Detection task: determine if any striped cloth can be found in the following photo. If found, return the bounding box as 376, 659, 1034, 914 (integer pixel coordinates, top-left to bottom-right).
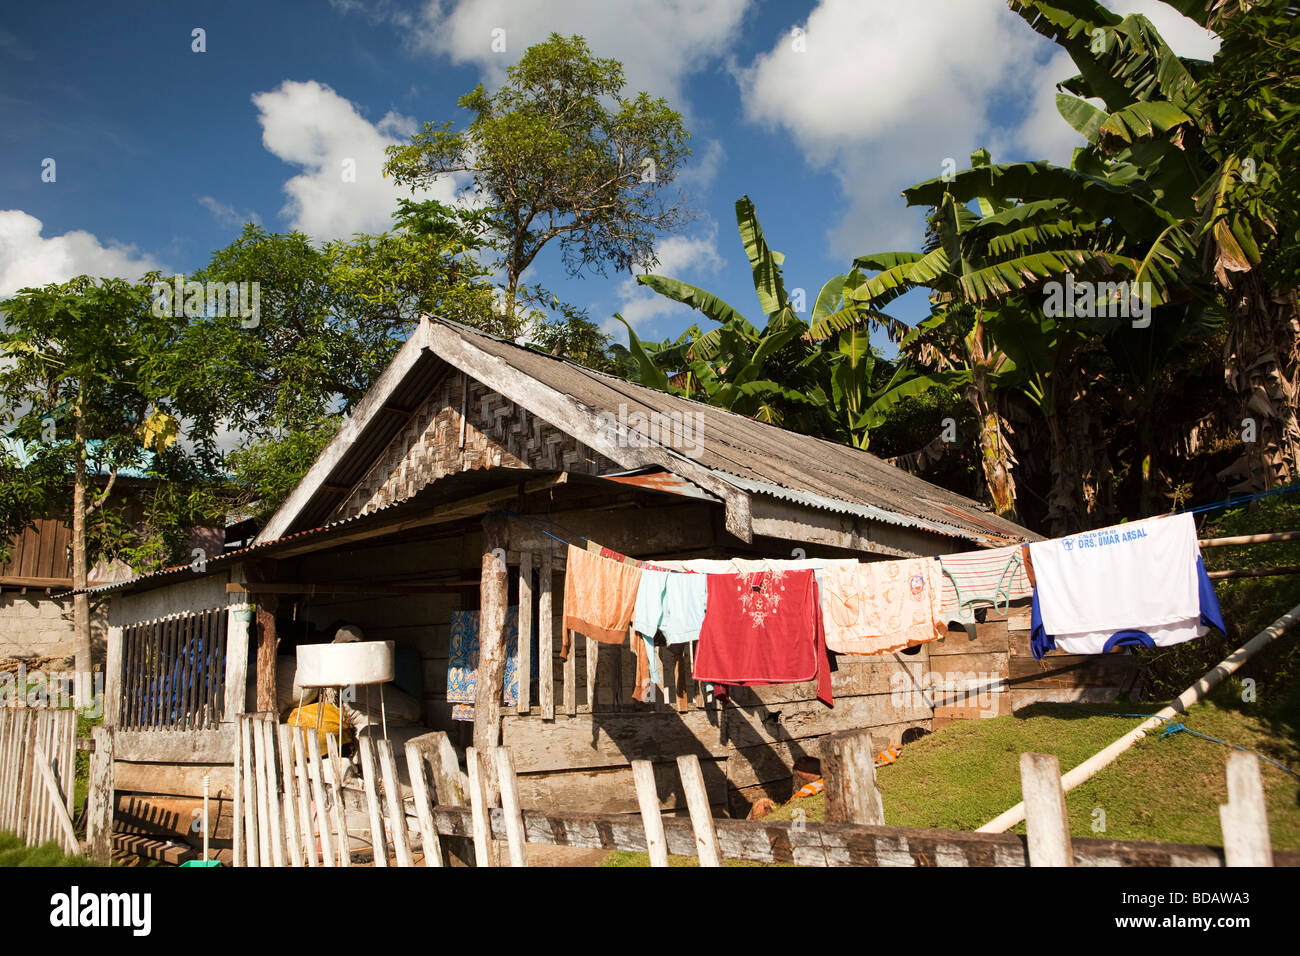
937, 545, 1033, 624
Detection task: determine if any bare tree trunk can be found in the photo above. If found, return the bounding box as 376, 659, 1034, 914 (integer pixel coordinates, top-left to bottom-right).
72, 404, 91, 710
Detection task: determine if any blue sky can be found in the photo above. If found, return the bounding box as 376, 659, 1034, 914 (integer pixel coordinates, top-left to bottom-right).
0, 0, 1220, 351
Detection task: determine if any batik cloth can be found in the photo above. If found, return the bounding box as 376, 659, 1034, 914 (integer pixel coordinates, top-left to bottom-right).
693, 568, 832, 707
819, 557, 944, 655
446, 607, 522, 710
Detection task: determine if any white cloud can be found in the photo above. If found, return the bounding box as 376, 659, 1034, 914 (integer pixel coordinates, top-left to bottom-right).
413, 0, 750, 107
740, 0, 1048, 256
252, 80, 460, 241
198, 196, 262, 230
611, 227, 726, 336
0, 210, 163, 298
1110, 0, 1220, 60
738, 0, 1219, 260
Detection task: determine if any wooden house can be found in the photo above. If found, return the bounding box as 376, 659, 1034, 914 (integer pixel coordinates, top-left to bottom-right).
86, 317, 1135, 827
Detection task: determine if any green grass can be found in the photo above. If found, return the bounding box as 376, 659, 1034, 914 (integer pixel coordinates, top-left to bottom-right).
762, 688, 1300, 848
602, 684, 1299, 866
0, 830, 103, 867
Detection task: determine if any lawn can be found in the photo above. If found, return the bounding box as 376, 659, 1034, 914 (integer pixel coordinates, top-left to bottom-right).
0, 830, 103, 867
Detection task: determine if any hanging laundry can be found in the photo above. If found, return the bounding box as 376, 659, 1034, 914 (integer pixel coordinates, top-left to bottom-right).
633, 569, 709, 646
677, 558, 740, 574
446, 607, 526, 720
820, 557, 944, 655
561, 543, 642, 655
937, 544, 1033, 624
1027, 513, 1224, 658
693, 569, 833, 707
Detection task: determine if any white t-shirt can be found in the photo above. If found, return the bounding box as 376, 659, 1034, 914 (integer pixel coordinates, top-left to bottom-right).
1028, 513, 1200, 635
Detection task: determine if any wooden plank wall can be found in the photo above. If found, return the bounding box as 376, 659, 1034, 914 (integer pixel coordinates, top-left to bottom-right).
1002, 605, 1141, 710
0, 517, 73, 587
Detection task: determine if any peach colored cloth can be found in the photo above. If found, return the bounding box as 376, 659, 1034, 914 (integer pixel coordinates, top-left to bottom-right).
820, 557, 944, 655
562, 544, 642, 651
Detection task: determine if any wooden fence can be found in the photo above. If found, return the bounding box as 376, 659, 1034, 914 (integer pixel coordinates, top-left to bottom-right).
228, 719, 1293, 868
119, 608, 227, 732
0, 704, 79, 854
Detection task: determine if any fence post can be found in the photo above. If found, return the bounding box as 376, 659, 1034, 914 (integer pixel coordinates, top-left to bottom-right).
631, 759, 669, 867
465, 746, 493, 867
1220, 751, 1272, 867
820, 728, 885, 825
85, 726, 114, 863
495, 746, 528, 867
404, 739, 445, 867
1020, 752, 1073, 867
676, 754, 721, 867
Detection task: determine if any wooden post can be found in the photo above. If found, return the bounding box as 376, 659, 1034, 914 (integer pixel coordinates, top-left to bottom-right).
377, 740, 415, 867
255, 594, 280, 716
676, 754, 721, 866
258, 717, 286, 867
494, 746, 527, 867
357, 736, 389, 866
304, 727, 335, 867
324, 732, 351, 866
465, 746, 492, 867
631, 759, 668, 867
563, 632, 577, 716
104, 624, 123, 728
84, 726, 114, 863
290, 725, 318, 866
473, 515, 509, 808
232, 724, 244, 867
225, 604, 252, 718
1020, 752, 1073, 867
419, 731, 473, 867
251, 717, 273, 865
275, 723, 304, 868
404, 739, 445, 867
820, 729, 885, 825
1220, 751, 1272, 866
240, 717, 259, 865
517, 553, 533, 715
538, 549, 555, 721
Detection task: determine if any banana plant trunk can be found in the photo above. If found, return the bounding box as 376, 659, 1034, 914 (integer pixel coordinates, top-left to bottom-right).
1223, 275, 1300, 488
966, 377, 1018, 520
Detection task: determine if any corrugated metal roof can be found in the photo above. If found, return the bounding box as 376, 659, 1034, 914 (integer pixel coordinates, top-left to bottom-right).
434, 319, 1037, 545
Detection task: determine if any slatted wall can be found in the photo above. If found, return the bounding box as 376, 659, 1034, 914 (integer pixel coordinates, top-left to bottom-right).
119, 608, 228, 731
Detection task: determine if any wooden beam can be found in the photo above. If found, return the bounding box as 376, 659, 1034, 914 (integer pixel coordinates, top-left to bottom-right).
473, 515, 509, 808
264, 476, 566, 561
419, 805, 1298, 868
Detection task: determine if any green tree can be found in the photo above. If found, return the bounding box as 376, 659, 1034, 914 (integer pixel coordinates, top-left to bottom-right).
384, 33, 692, 333
0, 276, 223, 705
178, 200, 494, 518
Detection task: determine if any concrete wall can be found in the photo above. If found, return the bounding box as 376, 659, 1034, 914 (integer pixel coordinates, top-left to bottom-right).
0, 591, 107, 661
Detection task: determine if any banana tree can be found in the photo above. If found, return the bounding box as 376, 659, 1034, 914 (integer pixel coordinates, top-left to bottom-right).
1005, 0, 1300, 486
619, 196, 942, 448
